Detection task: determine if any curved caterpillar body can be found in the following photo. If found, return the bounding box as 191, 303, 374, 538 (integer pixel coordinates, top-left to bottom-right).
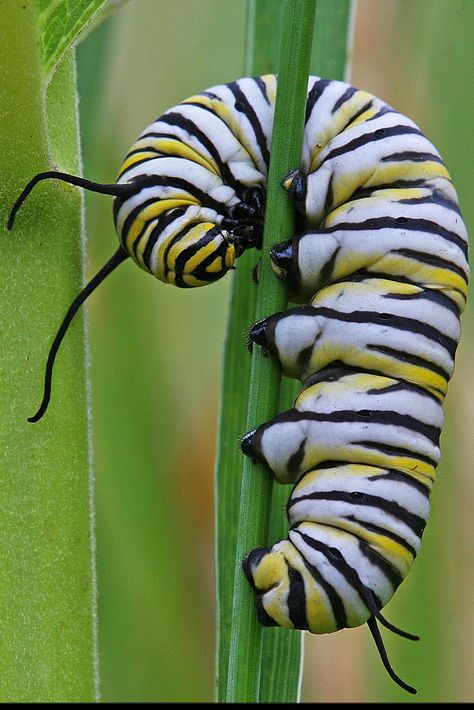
8, 75, 468, 694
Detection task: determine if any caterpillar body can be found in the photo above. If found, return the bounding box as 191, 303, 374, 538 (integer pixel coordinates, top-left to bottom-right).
8, 75, 468, 694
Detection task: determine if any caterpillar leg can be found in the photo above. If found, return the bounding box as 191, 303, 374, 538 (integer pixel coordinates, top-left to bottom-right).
281, 167, 307, 214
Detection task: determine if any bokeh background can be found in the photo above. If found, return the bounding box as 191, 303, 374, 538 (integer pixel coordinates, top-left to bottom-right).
75, 0, 474, 702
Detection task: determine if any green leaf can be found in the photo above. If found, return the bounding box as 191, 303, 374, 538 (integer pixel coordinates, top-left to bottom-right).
311, 0, 353, 80
0, 2, 97, 701
38, 0, 109, 78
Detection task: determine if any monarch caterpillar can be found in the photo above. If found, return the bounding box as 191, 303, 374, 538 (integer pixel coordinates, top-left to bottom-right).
8, 75, 468, 694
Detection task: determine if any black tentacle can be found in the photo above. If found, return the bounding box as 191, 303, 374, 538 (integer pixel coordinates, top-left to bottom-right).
367, 616, 417, 695
359, 586, 419, 641
28, 248, 129, 423
7, 171, 135, 231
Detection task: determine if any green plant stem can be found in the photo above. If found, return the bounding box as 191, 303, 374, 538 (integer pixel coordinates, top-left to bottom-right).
214, 1, 285, 701
0, 1, 97, 701
215, 0, 354, 702
224, 1, 316, 702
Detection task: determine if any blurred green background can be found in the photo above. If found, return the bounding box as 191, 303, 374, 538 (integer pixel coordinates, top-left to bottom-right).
75, 0, 474, 702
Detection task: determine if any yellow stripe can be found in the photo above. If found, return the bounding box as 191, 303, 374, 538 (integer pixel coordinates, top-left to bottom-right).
344, 107, 379, 128
260, 74, 277, 104
144, 137, 220, 176
204, 254, 224, 274
117, 151, 158, 178
324, 189, 428, 227
366, 160, 451, 185
372, 253, 468, 305
124, 198, 198, 254
333, 519, 414, 575
132, 218, 159, 270
182, 93, 261, 168
251, 549, 294, 629
178, 237, 218, 273
301, 440, 436, 481
161, 222, 215, 271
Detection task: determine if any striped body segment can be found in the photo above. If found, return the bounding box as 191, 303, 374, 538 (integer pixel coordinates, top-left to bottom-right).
239, 76, 468, 678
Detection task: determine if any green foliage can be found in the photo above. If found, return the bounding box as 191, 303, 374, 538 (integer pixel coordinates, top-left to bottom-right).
218, 1, 316, 703
38, 0, 109, 79
4, 0, 471, 703
215, 0, 355, 702
0, 0, 102, 701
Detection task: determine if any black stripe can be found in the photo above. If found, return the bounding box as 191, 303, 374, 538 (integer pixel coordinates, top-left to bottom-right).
372, 469, 431, 497
286, 563, 308, 629
348, 269, 464, 313
331, 86, 357, 114
318, 243, 341, 284
162, 220, 203, 277
142, 208, 188, 271
301, 362, 443, 404
273, 408, 440, 444
365, 378, 439, 400
322, 215, 468, 258
398, 191, 462, 216
172, 229, 229, 287
176, 236, 229, 281
365, 105, 396, 121
338, 99, 376, 133
293, 533, 348, 628
118, 195, 164, 249
254, 75, 271, 105
381, 150, 444, 164
349, 439, 438, 468
302, 363, 439, 404
323, 172, 334, 214
357, 540, 403, 589
393, 247, 469, 280
305, 78, 333, 123
320, 125, 424, 165
122, 174, 227, 214
346, 178, 428, 202
288, 489, 427, 537
310, 305, 458, 358
286, 437, 307, 479
130, 219, 151, 262
227, 80, 270, 167
117, 133, 229, 185
382, 285, 460, 317
366, 342, 450, 382
288, 461, 432, 499
154, 114, 240, 189
347, 516, 417, 557
295, 529, 387, 621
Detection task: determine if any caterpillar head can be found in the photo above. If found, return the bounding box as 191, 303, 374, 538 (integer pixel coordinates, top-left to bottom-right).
149, 222, 238, 288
